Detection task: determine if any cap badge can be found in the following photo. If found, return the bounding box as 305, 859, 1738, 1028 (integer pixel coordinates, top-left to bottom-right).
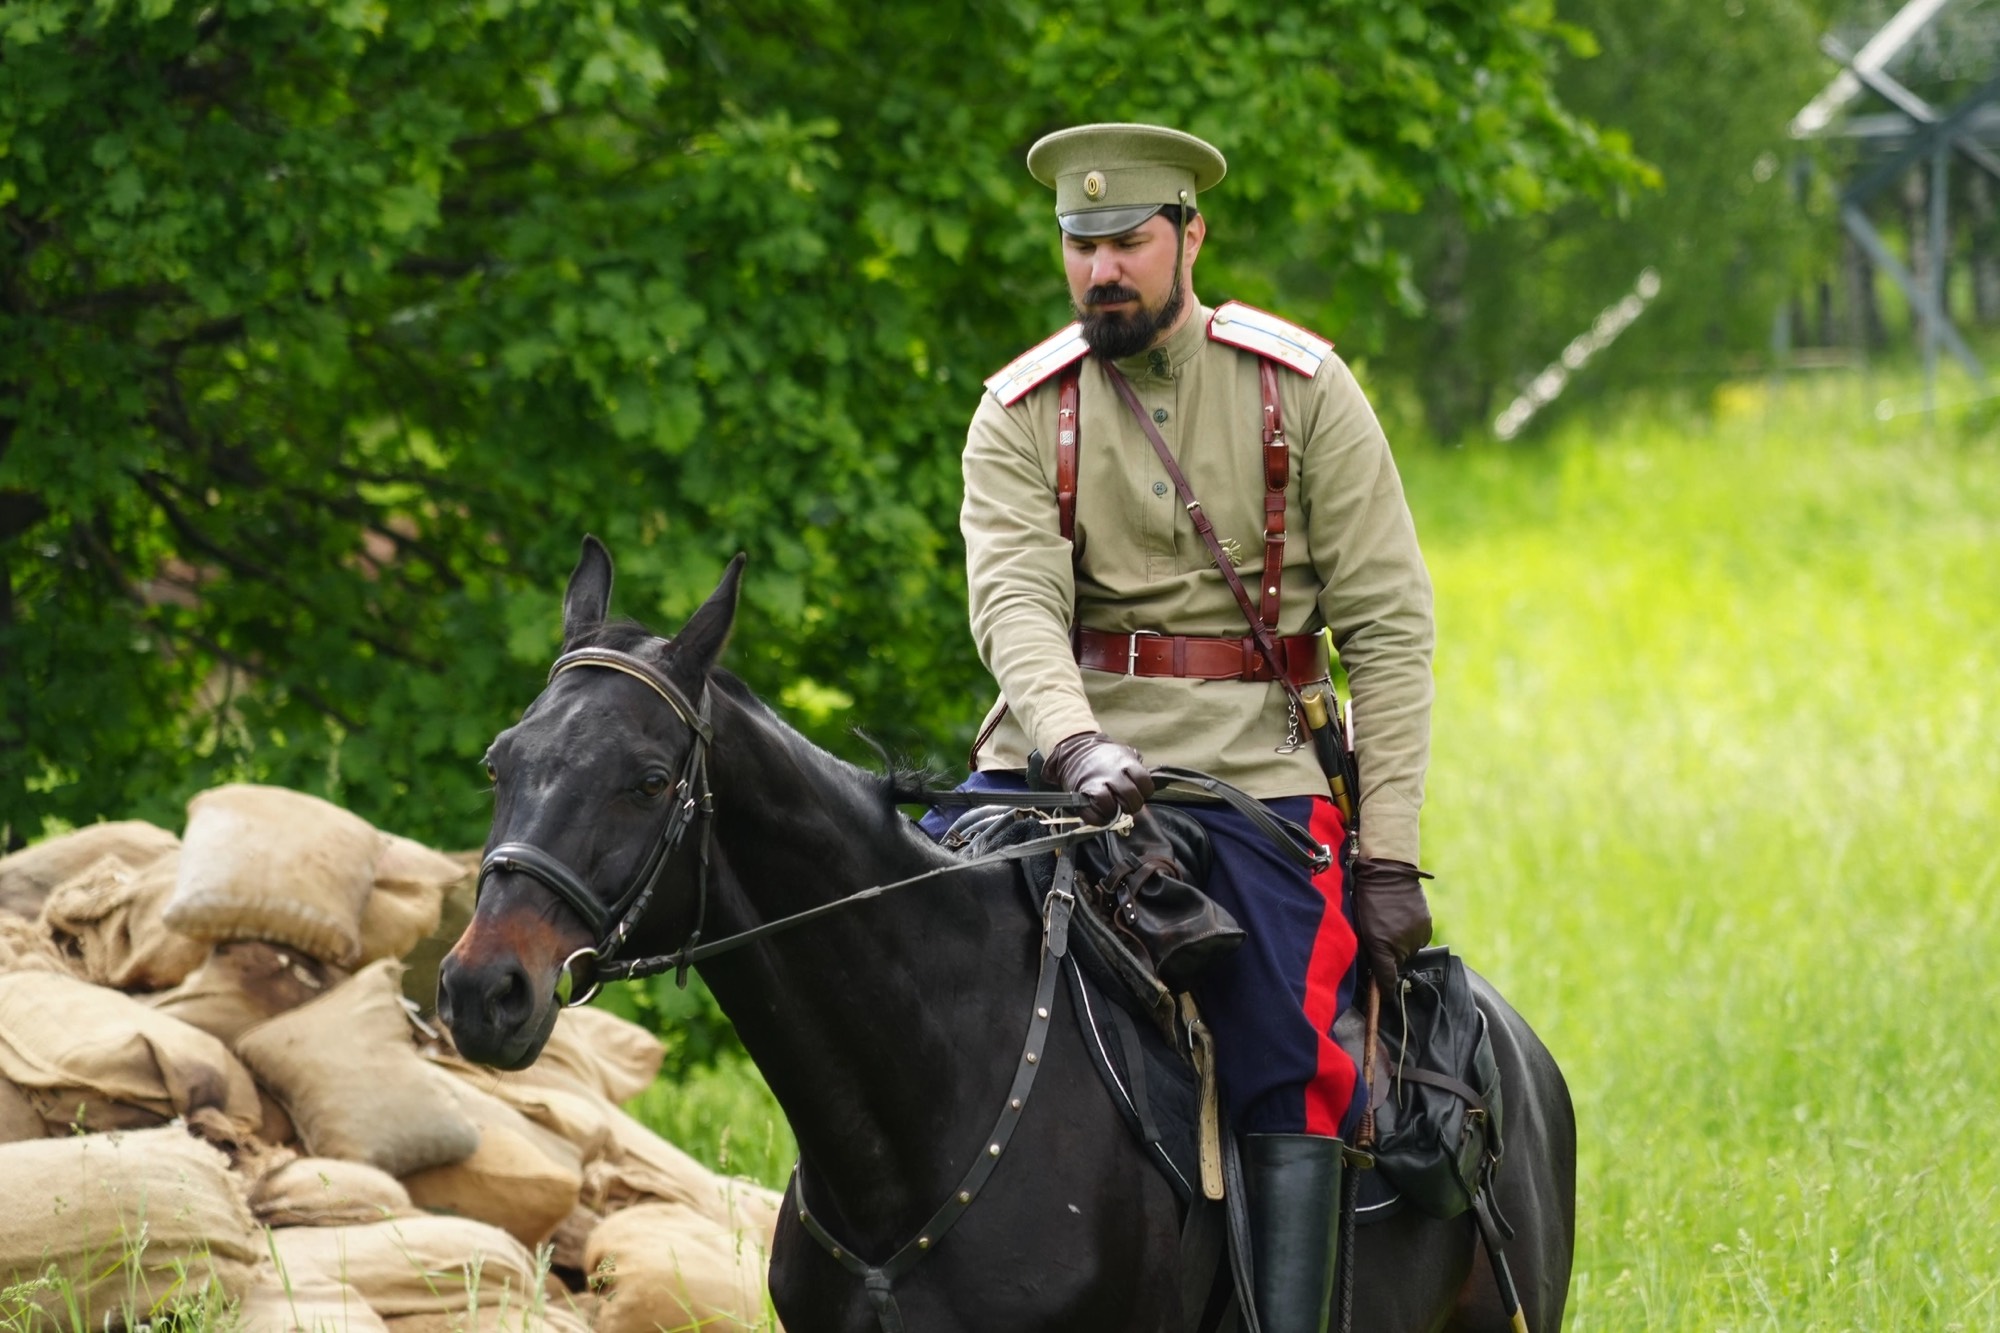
1083, 170, 1105, 199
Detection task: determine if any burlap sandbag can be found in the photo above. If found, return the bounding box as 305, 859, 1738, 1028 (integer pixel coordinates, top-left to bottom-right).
494, 1005, 663, 1105
237, 959, 479, 1176
583, 1102, 783, 1239
0, 1074, 44, 1144
385, 1305, 592, 1333
584, 1201, 773, 1333
402, 1080, 583, 1249
0, 910, 66, 975
251, 1156, 417, 1226
431, 1056, 617, 1164
165, 784, 384, 966
235, 1270, 389, 1333
399, 857, 479, 1015
268, 1216, 542, 1319
547, 1205, 602, 1280
148, 939, 349, 1046
0, 1126, 260, 1330
0, 819, 178, 919
359, 835, 466, 965
0, 970, 263, 1138
41, 852, 210, 991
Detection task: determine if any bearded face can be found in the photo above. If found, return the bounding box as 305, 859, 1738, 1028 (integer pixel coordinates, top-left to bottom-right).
1060, 211, 1203, 361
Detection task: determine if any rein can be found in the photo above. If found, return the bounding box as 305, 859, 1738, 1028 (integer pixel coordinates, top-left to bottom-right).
476, 647, 1130, 1007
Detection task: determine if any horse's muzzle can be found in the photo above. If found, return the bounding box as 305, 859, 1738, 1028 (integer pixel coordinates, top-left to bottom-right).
436, 947, 560, 1070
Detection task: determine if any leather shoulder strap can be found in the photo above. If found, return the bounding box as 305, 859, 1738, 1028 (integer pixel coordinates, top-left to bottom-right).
1057, 367, 1081, 543
1208, 301, 1333, 378
985, 324, 1090, 406
1257, 358, 1287, 630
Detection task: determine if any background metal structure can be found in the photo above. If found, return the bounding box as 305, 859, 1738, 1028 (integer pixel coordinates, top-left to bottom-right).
1789, 0, 2000, 411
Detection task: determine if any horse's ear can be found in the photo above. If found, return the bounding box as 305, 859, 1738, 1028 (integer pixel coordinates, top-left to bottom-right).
562, 535, 615, 647
666, 553, 746, 681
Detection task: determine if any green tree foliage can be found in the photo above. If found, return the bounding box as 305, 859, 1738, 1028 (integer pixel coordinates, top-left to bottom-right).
1386, 0, 1842, 440
1, 0, 1646, 847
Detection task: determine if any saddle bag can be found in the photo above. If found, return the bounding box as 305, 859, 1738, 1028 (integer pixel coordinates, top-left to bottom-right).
1370, 946, 1502, 1221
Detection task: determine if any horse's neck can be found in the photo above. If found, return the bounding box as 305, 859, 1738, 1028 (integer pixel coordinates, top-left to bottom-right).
693, 688, 1037, 1249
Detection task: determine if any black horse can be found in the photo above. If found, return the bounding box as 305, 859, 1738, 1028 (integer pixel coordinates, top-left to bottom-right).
439, 540, 1575, 1333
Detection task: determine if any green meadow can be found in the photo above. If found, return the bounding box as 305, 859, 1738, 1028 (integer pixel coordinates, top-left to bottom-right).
1408, 372, 2000, 1331
653, 368, 2000, 1330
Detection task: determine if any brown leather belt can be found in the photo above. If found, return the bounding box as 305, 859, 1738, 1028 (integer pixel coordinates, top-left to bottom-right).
1075, 627, 1329, 687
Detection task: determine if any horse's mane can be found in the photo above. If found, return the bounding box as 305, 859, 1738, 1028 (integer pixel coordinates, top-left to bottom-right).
569, 619, 945, 832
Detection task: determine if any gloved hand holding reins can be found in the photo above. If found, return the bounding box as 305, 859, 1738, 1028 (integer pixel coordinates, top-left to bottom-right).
1351, 857, 1434, 986
1043, 730, 1154, 826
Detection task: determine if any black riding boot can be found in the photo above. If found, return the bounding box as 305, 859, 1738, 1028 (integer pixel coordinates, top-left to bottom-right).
1243, 1132, 1346, 1333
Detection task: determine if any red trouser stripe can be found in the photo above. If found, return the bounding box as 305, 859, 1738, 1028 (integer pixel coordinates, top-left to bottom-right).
1301, 799, 1359, 1137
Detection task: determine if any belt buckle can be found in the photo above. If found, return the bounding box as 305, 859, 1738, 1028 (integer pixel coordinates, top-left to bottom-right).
1126, 630, 1161, 676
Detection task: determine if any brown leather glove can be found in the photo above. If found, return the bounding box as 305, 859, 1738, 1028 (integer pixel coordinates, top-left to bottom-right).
1351, 857, 1434, 987
1042, 731, 1154, 826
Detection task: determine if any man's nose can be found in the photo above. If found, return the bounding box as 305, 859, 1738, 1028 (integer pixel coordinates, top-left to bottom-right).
1089, 252, 1125, 289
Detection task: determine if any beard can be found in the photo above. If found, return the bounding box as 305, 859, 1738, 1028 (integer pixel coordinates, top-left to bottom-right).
1075, 276, 1187, 360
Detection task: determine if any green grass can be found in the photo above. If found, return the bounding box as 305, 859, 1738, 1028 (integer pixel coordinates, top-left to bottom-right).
655, 366, 2000, 1328
1400, 369, 2000, 1330
624, 1050, 796, 1191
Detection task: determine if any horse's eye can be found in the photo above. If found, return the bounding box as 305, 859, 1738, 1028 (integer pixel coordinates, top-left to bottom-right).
639, 773, 669, 798
485, 761, 498, 783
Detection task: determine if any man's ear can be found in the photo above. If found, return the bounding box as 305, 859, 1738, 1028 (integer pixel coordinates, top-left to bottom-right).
665, 553, 747, 684
1183, 212, 1206, 268
562, 535, 615, 648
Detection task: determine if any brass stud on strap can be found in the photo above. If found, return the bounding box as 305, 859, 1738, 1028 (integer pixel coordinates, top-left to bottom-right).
958, 1190, 972, 1204
1037, 1007, 1049, 1019
1025, 1052, 1037, 1064
1010, 1098, 1022, 1110
917, 1236, 932, 1250
988, 1143, 1001, 1157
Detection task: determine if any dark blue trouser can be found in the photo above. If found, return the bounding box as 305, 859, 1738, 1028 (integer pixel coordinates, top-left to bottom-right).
921, 773, 1362, 1140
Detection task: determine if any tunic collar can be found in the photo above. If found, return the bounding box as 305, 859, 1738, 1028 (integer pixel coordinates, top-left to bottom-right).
1114, 302, 1212, 384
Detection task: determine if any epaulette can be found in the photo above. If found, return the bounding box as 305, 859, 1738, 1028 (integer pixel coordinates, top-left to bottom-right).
1208, 301, 1334, 377
984, 323, 1090, 407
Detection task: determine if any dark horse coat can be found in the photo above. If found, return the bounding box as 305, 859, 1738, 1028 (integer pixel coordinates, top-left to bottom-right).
439, 539, 1576, 1332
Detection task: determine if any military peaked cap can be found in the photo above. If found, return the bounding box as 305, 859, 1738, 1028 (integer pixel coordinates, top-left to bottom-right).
1026, 123, 1227, 238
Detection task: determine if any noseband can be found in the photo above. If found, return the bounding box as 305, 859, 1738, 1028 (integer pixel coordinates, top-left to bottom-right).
477, 646, 715, 1006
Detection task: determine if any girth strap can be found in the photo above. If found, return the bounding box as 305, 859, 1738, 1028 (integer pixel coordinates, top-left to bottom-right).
793, 861, 1080, 1330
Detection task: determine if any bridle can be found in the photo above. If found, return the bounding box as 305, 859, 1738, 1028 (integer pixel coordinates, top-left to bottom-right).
478, 646, 717, 1005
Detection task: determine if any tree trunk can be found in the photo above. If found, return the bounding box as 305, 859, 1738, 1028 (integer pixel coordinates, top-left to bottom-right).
1843, 229, 1887, 352
1417, 212, 1478, 442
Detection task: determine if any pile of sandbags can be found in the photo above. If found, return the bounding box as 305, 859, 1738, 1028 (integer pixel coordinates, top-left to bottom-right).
0, 785, 783, 1333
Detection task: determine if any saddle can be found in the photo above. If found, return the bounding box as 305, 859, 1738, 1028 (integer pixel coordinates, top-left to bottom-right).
941, 804, 1407, 1224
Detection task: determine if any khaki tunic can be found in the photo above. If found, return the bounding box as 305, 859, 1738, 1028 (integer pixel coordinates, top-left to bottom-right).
961, 303, 1434, 865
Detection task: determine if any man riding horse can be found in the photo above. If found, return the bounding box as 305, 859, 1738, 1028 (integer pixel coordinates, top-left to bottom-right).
927, 122, 1438, 1332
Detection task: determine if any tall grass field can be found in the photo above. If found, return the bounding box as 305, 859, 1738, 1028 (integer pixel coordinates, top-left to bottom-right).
649, 370, 2000, 1330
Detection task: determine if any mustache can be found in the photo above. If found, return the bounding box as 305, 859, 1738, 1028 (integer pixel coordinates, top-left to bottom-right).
1083, 284, 1141, 307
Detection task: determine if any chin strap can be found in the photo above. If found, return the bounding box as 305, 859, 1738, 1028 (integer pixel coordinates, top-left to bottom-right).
1172, 188, 1190, 310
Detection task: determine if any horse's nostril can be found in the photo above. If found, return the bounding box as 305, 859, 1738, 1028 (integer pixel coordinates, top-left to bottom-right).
483, 962, 533, 1028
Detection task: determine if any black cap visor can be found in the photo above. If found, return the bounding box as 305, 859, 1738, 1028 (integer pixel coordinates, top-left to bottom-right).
1057, 204, 1169, 239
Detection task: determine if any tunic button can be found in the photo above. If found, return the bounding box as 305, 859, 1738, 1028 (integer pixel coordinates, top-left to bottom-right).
1152, 408, 1169, 424
1152, 481, 1168, 497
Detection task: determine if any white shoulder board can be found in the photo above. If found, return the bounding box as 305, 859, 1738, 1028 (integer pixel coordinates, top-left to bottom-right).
1208, 301, 1333, 377
984, 324, 1090, 406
